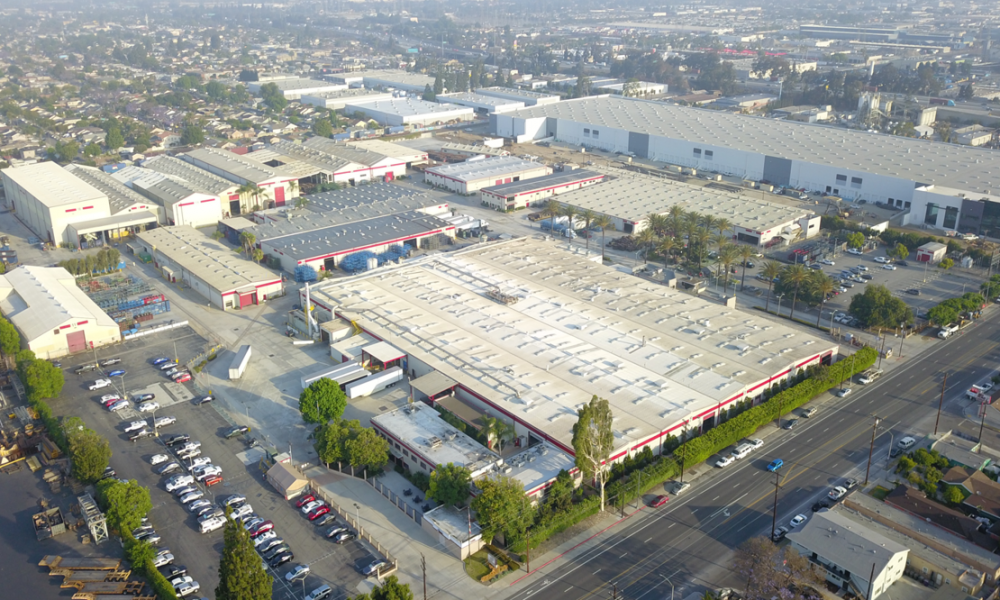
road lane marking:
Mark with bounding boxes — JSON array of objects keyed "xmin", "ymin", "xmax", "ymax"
[{"xmin": 644, "ymin": 537, "xmax": 653, "ymax": 543}]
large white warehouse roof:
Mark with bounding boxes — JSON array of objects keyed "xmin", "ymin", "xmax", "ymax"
[
  {"xmin": 0, "ymin": 265, "xmax": 118, "ymax": 341},
  {"xmin": 504, "ymin": 96, "xmax": 1000, "ymax": 194},
  {"xmin": 1, "ymin": 161, "xmax": 105, "ymax": 208}
]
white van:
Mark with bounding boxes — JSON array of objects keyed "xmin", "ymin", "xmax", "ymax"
[
  {"xmin": 731, "ymin": 443, "xmax": 754, "ymax": 459},
  {"xmin": 305, "ymin": 585, "xmax": 333, "ymax": 600},
  {"xmin": 897, "ymin": 436, "xmax": 917, "ymax": 451},
  {"xmin": 199, "ymin": 517, "xmax": 225, "ymax": 534},
  {"xmin": 858, "ymin": 369, "xmax": 883, "ymax": 385}
]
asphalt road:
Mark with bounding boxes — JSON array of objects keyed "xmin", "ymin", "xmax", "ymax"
[{"xmin": 509, "ymin": 311, "xmax": 1000, "ymax": 600}]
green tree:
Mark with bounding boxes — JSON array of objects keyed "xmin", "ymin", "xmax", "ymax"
[
  {"xmin": 216, "ymin": 513, "xmax": 273, "ymax": 600},
  {"xmin": 181, "ymin": 122, "xmax": 205, "ymax": 145},
  {"xmin": 22, "ymin": 359, "xmax": 64, "ymax": 402},
  {"xmin": 846, "ymin": 231, "xmax": 865, "ymax": 249},
  {"xmin": 370, "ymin": 576, "xmax": 413, "ymax": 600},
  {"xmin": 943, "ymin": 485, "xmax": 965, "ymax": 505},
  {"xmin": 939, "ymin": 258, "xmax": 954, "ymax": 270},
  {"xmin": 888, "ymin": 242, "xmax": 909, "ymax": 261},
  {"xmin": 981, "ymin": 275, "xmax": 1000, "ymax": 300},
  {"xmin": 927, "ymin": 303, "xmax": 959, "ymax": 326},
  {"xmin": 83, "ymin": 142, "xmax": 102, "ymax": 157},
  {"xmin": 298, "ymin": 378, "xmax": 348, "ymax": 424},
  {"xmin": 572, "ymin": 395, "xmax": 614, "ymax": 511},
  {"xmin": 0, "ymin": 317, "xmax": 21, "ymax": 357},
  {"xmin": 781, "ymin": 264, "xmax": 810, "ymax": 320},
  {"xmin": 314, "ymin": 419, "xmax": 362, "ymax": 465},
  {"xmin": 96, "ymin": 478, "xmax": 152, "ymax": 534},
  {"xmin": 422, "ymin": 84, "xmax": 436, "ymax": 101},
  {"xmin": 537, "ymin": 469, "xmax": 575, "ymax": 523},
  {"xmin": 206, "ymin": 80, "xmax": 227, "ymax": 100},
  {"xmin": 313, "ymin": 118, "xmax": 333, "ymax": 138},
  {"xmin": 428, "ymin": 462, "xmax": 472, "ymax": 506},
  {"xmin": 106, "ymin": 128, "xmax": 124, "ymax": 150},
  {"xmin": 761, "ymin": 260, "xmax": 782, "ymax": 313},
  {"xmin": 345, "ymin": 427, "xmax": 389, "ymax": 471},
  {"xmin": 259, "ymin": 82, "xmax": 288, "ymax": 111},
  {"xmin": 471, "ymin": 474, "xmax": 533, "ymax": 545},
  {"xmin": 67, "ymin": 423, "xmax": 112, "ymax": 483},
  {"xmin": 49, "ymin": 139, "xmax": 79, "ymax": 163},
  {"xmin": 849, "ymin": 284, "xmax": 914, "ymax": 329}
]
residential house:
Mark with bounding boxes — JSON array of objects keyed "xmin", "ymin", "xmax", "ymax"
[{"xmin": 942, "ymin": 466, "xmax": 1000, "ymax": 520}]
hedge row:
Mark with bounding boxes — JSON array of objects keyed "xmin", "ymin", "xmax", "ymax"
[
  {"xmin": 607, "ymin": 455, "xmax": 681, "ymax": 510},
  {"xmin": 674, "ymin": 347, "xmax": 878, "ymax": 466},
  {"xmin": 123, "ymin": 533, "xmax": 179, "ymax": 600}
]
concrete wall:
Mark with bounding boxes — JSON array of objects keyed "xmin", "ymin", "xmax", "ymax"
[
  {"xmin": 170, "ymin": 193, "xmax": 223, "ymax": 228},
  {"xmin": 25, "ymin": 317, "xmax": 121, "ymax": 360}
]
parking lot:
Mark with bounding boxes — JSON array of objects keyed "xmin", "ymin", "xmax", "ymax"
[{"xmin": 48, "ymin": 326, "xmax": 369, "ymax": 600}]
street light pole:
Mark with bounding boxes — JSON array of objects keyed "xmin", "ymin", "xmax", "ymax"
[
  {"xmin": 776, "ymin": 294, "xmax": 784, "ymax": 317},
  {"xmin": 865, "ymin": 416, "xmax": 882, "ymax": 485},
  {"xmin": 898, "ymin": 322, "xmax": 906, "ymax": 358},
  {"xmin": 661, "ymin": 574, "xmax": 675, "ymax": 600},
  {"xmin": 934, "ymin": 372, "xmax": 948, "ymax": 435},
  {"xmin": 877, "ymin": 334, "xmax": 887, "ymax": 370},
  {"xmin": 979, "ymin": 401, "xmax": 988, "ymax": 452},
  {"xmin": 771, "ymin": 471, "xmax": 781, "ymax": 539}
]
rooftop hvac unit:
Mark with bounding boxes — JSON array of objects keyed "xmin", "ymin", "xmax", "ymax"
[
  {"xmin": 502, "ymin": 466, "xmax": 513, "ymax": 474},
  {"xmin": 428, "ymin": 437, "xmax": 443, "ymax": 448}
]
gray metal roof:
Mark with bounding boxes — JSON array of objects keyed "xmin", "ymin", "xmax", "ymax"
[
  {"xmin": 1, "ymin": 161, "xmax": 105, "ymax": 208},
  {"xmin": 262, "ymin": 210, "xmax": 451, "ymax": 261},
  {"xmin": 425, "ymin": 156, "xmax": 548, "ymax": 182},
  {"xmin": 65, "ymin": 165, "xmax": 153, "ymax": 213},
  {"xmin": 438, "ymin": 92, "xmax": 526, "ymax": 110},
  {"xmin": 137, "ymin": 226, "xmax": 279, "ymax": 293},
  {"xmin": 256, "ymin": 78, "xmax": 344, "ymax": 92},
  {"xmin": 476, "ymin": 86, "xmax": 560, "ymax": 101},
  {"xmin": 504, "ymin": 96, "xmax": 1000, "ymax": 194},
  {"xmin": 480, "ymin": 170, "xmax": 604, "ymax": 197},
  {"xmin": 555, "ymin": 172, "xmax": 814, "ymax": 230},
  {"xmin": 181, "ymin": 147, "xmax": 293, "ymax": 185},
  {"xmin": 141, "ymin": 155, "xmax": 236, "ymax": 195},
  {"xmin": 345, "ymin": 98, "xmax": 473, "ymax": 119},
  {"xmin": 359, "ymin": 70, "xmax": 436, "ymax": 88},
  {"xmin": 302, "ymin": 137, "xmax": 390, "ymax": 167},
  {"xmin": 787, "ymin": 510, "xmax": 908, "ymax": 579}
]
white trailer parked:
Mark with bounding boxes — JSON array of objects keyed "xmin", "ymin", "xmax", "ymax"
[
  {"xmin": 300, "ymin": 362, "xmax": 360, "ymax": 390},
  {"xmin": 345, "ymin": 366, "xmax": 405, "ymax": 399},
  {"xmin": 229, "ymin": 345, "xmax": 252, "ymax": 380}
]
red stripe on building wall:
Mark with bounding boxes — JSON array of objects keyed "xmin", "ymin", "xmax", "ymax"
[
  {"xmin": 59, "ymin": 324, "xmax": 71, "ymax": 329},
  {"xmin": 83, "ymin": 206, "xmax": 94, "ymax": 210},
  {"xmin": 77, "ymin": 320, "xmax": 88, "ymax": 326},
  {"xmin": 65, "ymin": 208, "xmax": 76, "ymax": 213},
  {"xmin": 201, "ymin": 199, "xmax": 215, "ymax": 203},
  {"xmin": 178, "ymin": 202, "xmax": 194, "ymax": 207}
]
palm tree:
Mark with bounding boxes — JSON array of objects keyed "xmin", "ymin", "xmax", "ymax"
[
  {"xmin": 719, "ymin": 244, "xmax": 740, "ymax": 295},
  {"xmin": 738, "ymin": 245, "xmax": 754, "ymax": 290},
  {"xmin": 645, "ymin": 212, "xmax": 668, "ymax": 237},
  {"xmin": 238, "ymin": 231, "xmax": 256, "ymax": 255},
  {"xmin": 635, "ymin": 228, "xmax": 657, "ymax": 263},
  {"xmin": 716, "ymin": 217, "xmax": 732, "ymax": 240},
  {"xmin": 699, "ymin": 214, "xmax": 718, "ymax": 233},
  {"xmin": 543, "ymin": 199, "xmax": 562, "ymax": 233},
  {"xmin": 693, "ymin": 227, "xmax": 712, "ymax": 270},
  {"xmin": 814, "ymin": 276, "xmax": 836, "ymax": 327},
  {"xmin": 236, "ymin": 182, "xmax": 256, "ymax": 213},
  {"xmin": 593, "ymin": 215, "xmax": 614, "ymax": 261},
  {"xmin": 783, "ymin": 264, "xmax": 810, "ymax": 320},
  {"xmin": 561, "ymin": 203, "xmax": 578, "ymax": 243},
  {"xmin": 762, "ymin": 261, "xmax": 782, "ymax": 313},
  {"xmin": 657, "ymin": 236, "xmax": 677, "ymax": 264},
  {"xmin": 580, "ymin": 209, "xmax": 596, "ymax": 255},
  {"xmin": 667, "ymin": 205, "xmax": 686, "ymax": 238},
  {"xmin": 682, "ymin": 210, "xmax": 700, "ymax": 234},
  {"xmin": 482, "ymin": 417, "xmax": 516, "ymax": 453}
]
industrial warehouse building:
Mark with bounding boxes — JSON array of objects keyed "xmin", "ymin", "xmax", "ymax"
[
  {"xmin": 135, "ymin": 155, "xmax": 242, "ymax": 216},
  {"xmin": 551, "ymin": 173, "xmax": 821, "ymax": 246},
  {"xmin": 301, "ymin": 137, "xmax": 415, "ymax": 181},
  {"xmin": 330, "ymin": 70, "xmax": 437, "ymax": 93},
  {"xmin": 343, "ymin": 98, "xmax": 474, "ymax": 127},
  {"xmin": 247, "ymin": 78, "xmax": 347, "ymax": 100},
  {"xmin": 475, "ymin": 87, "xmax": 561, "ymax": 107},
  {"xmin": 300, "ymin": 88, "xmax": 394, "ymax": 110},
  {"xmin": 479, "ymin": 169, "xmax": 605, "ymax": 210},
  {"xmin": 494, "ymin": 96, "xmax": 1000, "ymax": 237},
  {"xmin": 180, "ymin": 148, "xmax": 299, "ymax": 208},
  {"xmin": 424, "ymin": 156, "xmax": 552, "ymax": 195},
  {"xmin": 110, "ymin": 161, "xmax": 226, "ymax": 228},
  {"xmin": 0, "ymin": 266, "xmax": 121, "ymax": 358},
  {"xmin": 1, "ymin": 161, "xmax": 158, "ymax": 246},
  {"xmin": 136, "ymin": 226, "xmax": 283, "ymax": 311},
  {"xmin": 305, "ymin": 238, "xmax": 837, "ymax": 475},
  {"xmin": 436, "ymin": 92, "xmax": 526, "ymax": 115},
  {"xmin": 217, "ymin": 183, "xmax": 452, "ymax": 273}
]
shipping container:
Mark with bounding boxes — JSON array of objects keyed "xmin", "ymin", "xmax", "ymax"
[
  {"xmin": 345, "ymin": 367, "xmax": 404, "ymax": 399},
  {"xmin": 229, "ymin": 345, "xmax": 252, "ymax": 380}
]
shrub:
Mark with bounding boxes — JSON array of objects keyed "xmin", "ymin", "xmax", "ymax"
[
  {"xmin": 896, "ymin": 456, "xmax": 916, "ymax": 473},
  {"xmin": 943, "ymin": 485, "xmax": 966, "ymax": 505},
  {"xmin": 907, "ymin": 471, "xmax": 923, "ymax": 485},
  {"xmin": 514, "ymin": 496, "xmax": 600, "ymax": 552}
]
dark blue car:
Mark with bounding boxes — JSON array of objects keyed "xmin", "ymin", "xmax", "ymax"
[{"xmin": 109, "ymin": 369, "xmax": 126, "ymax": 377}]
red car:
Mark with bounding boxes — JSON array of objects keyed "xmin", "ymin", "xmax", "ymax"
[
  {"xmin": 250, "ymin": 521, "xmax": 274, "ymax": 537},
  {"xmin": 174, "ymin": 373, "xmax": 192, "ymax": 383},
  {"xmin": 204, "ymin": 475, "xmax": 223, "ymax": 487},
  {"xmin": 307, "ymin": 506, "xmax": 330, "ymax": 521},
  {"xmin": 295, "ymin": 494, "xmax": 316, "ymax": 508},
  {"xmin": 650, "ymin": 495, "xmax": 669, "ymax": 508}
]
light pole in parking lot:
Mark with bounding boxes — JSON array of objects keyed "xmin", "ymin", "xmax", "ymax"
[
  {"xmin": 898, "ymin": 322, "xmax": 906, "ymax": 359},
  {"xmin": 775, "ymin": 293, "xmax": 784, "ymax": 317},
  {"xmin": 353, "ymin": 502, "xmax": 360, "ymax": 526}
]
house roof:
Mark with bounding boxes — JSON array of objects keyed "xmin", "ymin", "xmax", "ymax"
[
  {"xmin": 884, "ymin": 485, "xmax": 997, "ymax": 553},
  {"xmin": 0, "ymin": 265, "xmax": 118, "ymax": 341},
  {"xmin": 943, "ymin": 466, "xmax": 1000, "ymax": 516},
  {"xmin": 787, "ymin": 509, "xmax": 909, "ymax": 580}
]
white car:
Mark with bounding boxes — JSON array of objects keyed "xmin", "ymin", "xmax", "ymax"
[
  {"xmin": 179, "ymin": 491, "xmax": 205, "ymax": 504},
  {"xmin": 819, "ymin": 258, "xmax": 835, "ymax": 266},
  {"xmin": 187, "ymin": 457, "xmax": 212, "ymax": 471},
  {"xmin": 285, "ymin": 564, "xmax": 310, "ymax": 582},
  {"xmin": 188, "ymin": 499, "xmax": 212, "ymax": 513},
  {"xmin": 715, "ymin": 455, "xmax": 735, "ymax": 468},
  {"xmin": 124, "ymin": 421, "xmax": 147, "ymax": 433},
  {"xmin": 835, "ymin": 387, "xmax": 853, "ymax": 398},
  {"xmin": 102, "ymin": 394, "xmax": 122, "ymax": 403},
  {"xmin": 874, "ymin": 256, "xmax": 889, "ymax": 264},
  {"xmin": 300, "ymin": 501, "xmax": 323, "ymax": 514},
  {"xmin": 152, "ymin": 552, "xmax": 174, "ymax": 568},
  {"xmin": 154, "ymin": 416, "xmax": 177, "ymax": 428},
  {"xmin": 882, "ymin": 264, "xmax": 896, "ymax": 270},
  {"xmin": 253, "ymin": 530, "xmax": 277, "ymax": 547},
  {"xmin": 89, "ymin": 379, "xmax": 112, "ymax": 390},
  {"xmin": 138, "ymin": 401, "xmax": 160, "ymax": 413},
  {"xmin": 846, "ymin": 248, "xmax": 862, "ymax": 255},
  {"xmin": 176, "ymin": 581, "xmax": 201, "ymax": 597},
  {"xmin": 231, "ymin": 504, "xmax": 254, "ymax": 521},
  {"xmin": 165, "ymin": 475, "xmax": 195, "ymax": 492},
  {"xmin": 749, "ymin": 438, "xmax": 764, "ymax": 450},
  {"xmin": 176, "ymin": 441, "xmax": 202, "ymax": 453},
  {"xmin": 170, "ymin": 576, "xmax": 194, "ymax": 589},
  {"xmin": 177, "ymin": 448, "xmax": 202, "ymax": 461},
  {"xmin": 789, "ymin": 514, "xmax": 808, "ymax": 528},
  {"xmin": 108, "ymin": 400, "xmax": 129, "ymax": 412},
  {"xmin": 150, "ymin": 453, "xmax": 170, "ymax": 466},
  {"xmin": 195, "ymin": 466, "xmax": 223, "ymax": 481},
  {"xmin": 828, "ymin": 486, "xmax": 848, "ymax": 501}
]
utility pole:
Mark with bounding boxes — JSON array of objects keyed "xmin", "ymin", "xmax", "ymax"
[
  {"xmin": 934, "ymin": 373, "xmax": 948, "ymax": 435},
  {"xmin": 877, "ymin": 334, "xmax": 886, "ymax": 370},
  {"xmin": 979, "ymin": 399, "xmax": 989, "ymax": 452},
  {"xmin": 421, "ymin": 553, "xmax": 427, "ymax": 600},
  {"xmin": 526, "ymin": 530, "xmax": 531, "ymax": 573},
  {"xmin": 771, "ymin": 470, "xmax": 780, "ymax": 539},
  {"xmin": 865, "ymin": 416, "xmax": 882, "ymax": 485}
]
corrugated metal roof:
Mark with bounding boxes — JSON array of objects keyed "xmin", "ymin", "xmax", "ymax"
[
  {"xmin": 425, "ymin": 156, "xmax": 548, "ymax": 182},
  {"xmin": 0, "ymin": 266, "xmax": 118, "ymax": 341},
  {"xmin": 141, "ymin": 155, "xmax": 235, "ymax": 195},
  {"xmin": 65, "ymin": 165, "xmax": 150, "ymax": 214},
  {"xmin": 181, "ymin": 147, "xmax": 294, "ymax": 185}
]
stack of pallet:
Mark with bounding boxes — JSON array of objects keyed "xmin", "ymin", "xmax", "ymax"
[{"xmin": 39, "ymin": 556, "xmax": 154, "ymax": 600}]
